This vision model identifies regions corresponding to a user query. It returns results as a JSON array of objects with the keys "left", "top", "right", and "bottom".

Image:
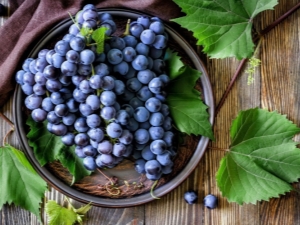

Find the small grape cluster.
[{"left": 15, "top": 4, "right": 176, "bottom": 181}]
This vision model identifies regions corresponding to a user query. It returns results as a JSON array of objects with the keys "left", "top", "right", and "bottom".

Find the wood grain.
[{"left": 2, "top": 0, "right": 300, "bottom": 224}]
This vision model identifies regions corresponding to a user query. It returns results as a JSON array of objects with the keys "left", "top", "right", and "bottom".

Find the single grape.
[
  {"left": 86, "top": 114, "right": 101, "bottom": 128},
  {"left": 137, "top": 16, "right": 151, "bottom": 28},
  {"left": 66, "top": 98, "right": 79, "bottom": 113},
  {"left": 70, "top": 36, "right": 86, "bottom": 51},
  {"left": 149, "top": 126, "right": 164, "bottom": 140},
  {"left": 135, "top": 42, "right": 149, "bottom": 56},
  {"left": 133, "top": 106, "right": 150, "bottom": 122},
  {"left": 156, "top": 151, "right": 172, "bottom": 166},
  {"left": 83, "top": 145, "right": 97, "bottom": 157},
  {"left": 107, "top": 48, "right": 123, "bottom": 65},
  {"left": 184, "top": 191, "right": 198, "bottom": 205},
  {"left": 66, "top": 50, "right": 80, "bottom": 63},
  {"left": 50, "top": 123, "right": 68, "bottom": 136},
  {"left": 110, "top": 36, "right": 126, "bottom": 50},
  {"left": 79, "top": 103, "right": 94, "bottom": 117},
  {"left": 33, "top": 83, "right": 46, "bottom": 96},
  {"left": 78, "top": 64, "right": 92, "bottom": 76},
  {"left": 137, "top": 86, "right": 153, "bottom": 101},
  {"left": 134, "top": 158, "right": 146, "bottom": 174},
  {"left": 126, "top": 77, "right": 142, "bottom": 92},
  {"left": 97, "top": 153, "right": 115, "bottom": 166},
  {"left": 118, "top": 129, "right": 133, "bottom": 145},
  {"left": 88, "top": 128, "right": 104, "bottom": 142},
  {"left": 86, "top": 94, "right": 100, "bottom": 110},
  {"left": 47, "top": 111, "right": 61, "bottom": 124},
  {"left": 129, "top": 22, "right": 144, "bottom": 38},
  {"left": 144, "top": 159, "right": 162, "bottom": 175},
  {"left": 152, "top": 34, "right": 167, "bottom": 49},
  {"left": 62, "top": 113, "right": 76, "bottom": 126},
  {"left": 100, "top": 90, "right": 116, "bottom": 106},
  {"left": 101, "top": 76, "right": 115, "bottom": 90},
  {"left": 100, "top": 106, "right": 116, "bottom": 120},
  {"left": 74, "top": 117, "right": 89, "bottom": 132},
  {"left": 106, "top": 122, "right": 123, "bottom": 138},
  {"left": 25, "top": 94, "right": 42, "bottom": 110},
  {"left": 51, "top": 53, "right": 65, "bottom": 68},
  {"left": 150, "top": 139, "right": 167, "bottom": 155},
  {"left": 75, "top": 146, "right": 86, "bottom": 158},
  {"left": 203, "top": 194, "right": 218, "bottom": 209},
  {"left": 54, "top": 40, "right": 70, "bottom": 56},
  {"left": 122, "top": 46, "right": 137, "bottom": 62},
  {"left": 21, "top": 84, "right": 34, "bottom": 95},
  {"left": 129, "top": 97, "right": 143, "bottom": 109},
  {"left": 42, "top": 97, "right": 55, "bottom": 112},
  {"left": 116, "top": 110, "right": 130, "bottom": 125},
  {"left": 113, "top": 61, "right": 129, "bottom": 75},
  {"left": 83, "top": 156, "right": 97, "bottom": 170},
  {"left": 113, "top": 80, "right": 125, "bottom": 95},
  {"left": 79, "top": 79, "right": 93, "bottom": 94},
  {"left": 74, "top": 133, "right": 89, "bottom": 146},
  {"left": 94, "top": 63, "right": 110, "bottom": 77},
  {"left": 126, "top": 118, "right": 139, "bottom": 132},
  {"left": 141, "top": 145, "right": 155, "bottom": 160},
  {"left": 112, "top": 143, "right": 127, "bottom": 157},
  {"left": 50, "top": 92, "right": 64, "bottom": 105},
  {"left": 123, "top": 35, "right": 138, "bottom": 47},
  {"left": 73, "top": 88, "right": 88, "bottom": 103},
  {"left": 61, "top": 132, "right": 75, "bottom": 146},
  {"left": 140, "top": 29, "right": 156, "bottom": 45},
  {"left": 61, "top": 61, "right": 77, "bottom": 76},
  {"left": 149, "top": 112, "right": 164, "bottom": 126},
  {"left": 31, "top": 108, "right": 47, "bottom": 122},
  {"left": 80, "top": 49, "right": 95, "bottom": 65},
  {"left": 97, "top": 140, "right": 113, "bottom": 154},
  {"left": 148, "top": 77, "right": 164, "bottom": 94},
  {"left": 132, "top": 55, "right": 149, "bottom": 71},
  {"left": 134, "top": 128, "right": 150, "bottom": 144},
  {"left": 23, "top": 72, "right": 35, "bottom": 85},
  {"left": 54, "top": 104, "right": 69, "bottom": 117},
  {"left": 89, "top": 74, "right": 103, "bottom": 89}
]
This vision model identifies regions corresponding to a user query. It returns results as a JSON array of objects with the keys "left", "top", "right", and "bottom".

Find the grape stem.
[
  {"left": 215, "top": 2, "right": 300, "bottom": 114},
  {"left": 150, "top": 180, "right": 160, "bottom": 199},
  {"left": 0, "top": 112, "right": 15, "bottom": 146},
  {"left": 122, "top": 19, "right": 131, "bottom": 37}
]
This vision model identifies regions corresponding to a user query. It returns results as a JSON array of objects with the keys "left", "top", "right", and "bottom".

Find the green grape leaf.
[
  {"left": 46, "top": 200, "right": 78, "bottom": 225},
  {"left": 26, "top": 117, "right": 91, "bottom": 184},
  {"left": 171, "top": 0, "right": 278, "bottom": 59},
  {"left": 0, "top": 145, "right": 47, "bottom": 221},
  {"left": 165, "top": 49, "right": 214, "bottom": 139},
  {"left": 91, "top": 27, "right": 108, "bottom": 54},
  {"left": 45, "top": 199, "right": 92, "bottom": 225},
  {"left": 80, "top": 27, "right": 92, "bottom": 37},
  {"left": 164, "top": 48, "right": 185, "bottom": 80},
  {"left": 216, "top": 108, "right": 300, "bottom": 204}
]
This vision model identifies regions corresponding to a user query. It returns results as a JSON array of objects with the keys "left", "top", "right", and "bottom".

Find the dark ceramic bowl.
[{"left": 13, "top": 8, "right": 214, "bottom": 207}]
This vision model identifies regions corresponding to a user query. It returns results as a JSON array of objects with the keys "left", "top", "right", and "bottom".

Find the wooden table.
[{"left": 1, "top": 0, "right": 300, "bottom": 224}]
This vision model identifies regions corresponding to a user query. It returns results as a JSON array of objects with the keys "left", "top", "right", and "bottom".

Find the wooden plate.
[{"left": 13, "top": 8, "right": 214, "bottom": 207}]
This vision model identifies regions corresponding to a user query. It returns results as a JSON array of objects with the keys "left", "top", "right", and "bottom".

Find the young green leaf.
[
  {"left": 0, "top": 145, "right": 47, "bottom": 221},
  {"left": 171, "top": 0, "right": 278, "bottom": 59},
  {"left": 165, "top": 49, "right": 214, "bottom": 139},
  {"left": 26, "top": 117, "right": 91, "bottom": 184},
  {"left": 45, "top": 200, "right": 78, "bottom": 225},
  {"left": 45, "top": 199, "right": 92, "bottom": 225},
  {"left": 91, "top": 27, "right": 108, "bottom": 54},
  {"left": 216, "top": 108, "right": 300, "bottom": 204}
]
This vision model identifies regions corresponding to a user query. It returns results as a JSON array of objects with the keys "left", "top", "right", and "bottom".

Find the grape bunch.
[{"left": 15, "top": 4, "right": 177, "bottom": 181}]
